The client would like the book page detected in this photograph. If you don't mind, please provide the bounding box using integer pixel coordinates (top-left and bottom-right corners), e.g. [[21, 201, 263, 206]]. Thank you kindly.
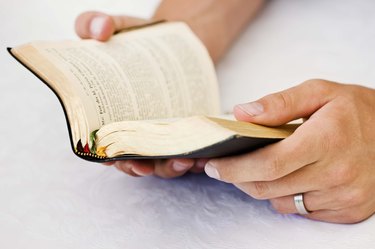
[[95, 116, 235, 157], [94, 116, 298, 158], [12, 22, 220, 147]]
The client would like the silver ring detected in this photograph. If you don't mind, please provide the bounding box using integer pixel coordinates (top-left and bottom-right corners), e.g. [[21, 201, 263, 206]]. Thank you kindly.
[[294, 193, 310, 215]]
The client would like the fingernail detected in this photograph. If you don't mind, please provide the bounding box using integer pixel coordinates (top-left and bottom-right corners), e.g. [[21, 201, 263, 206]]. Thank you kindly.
[[131, 166, 152, 176], [204, 163, 220, 179], [90, 16, 106, 38], [116, 162, 131, 173], [122, 161, 133, 171], [172, 161, 191, 172], [238, 102, 264, 116]]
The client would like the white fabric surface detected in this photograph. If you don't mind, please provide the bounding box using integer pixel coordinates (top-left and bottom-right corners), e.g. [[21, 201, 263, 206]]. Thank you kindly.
[[1, 0, 375, 248]]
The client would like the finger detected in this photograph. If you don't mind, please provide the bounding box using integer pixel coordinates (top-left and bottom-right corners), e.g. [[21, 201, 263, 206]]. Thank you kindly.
[[268, 192, 328, 214], [75, 11, 147, 41], [232, 157, 354, 199], [233, 162, 322, 200], [115, 160, 154, 176], [304, 206, 372, 224], [205, 119, 326, 183], [111, 14, 148, 32], [75, 11, 115, 41], [114, 161, 141, 177], [233, 79, 339, 126], [270, 197, 363, 223], [269, 182, 370, 215], [189, 159, 208, 174], [154, 158, 195, 178], [103, 161, 115, 166], [129, 160, 155, 176]]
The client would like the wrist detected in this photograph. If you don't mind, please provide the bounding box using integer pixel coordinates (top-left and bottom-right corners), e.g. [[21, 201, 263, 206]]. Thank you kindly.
[[152, 0, 265, 63], [151, 0, 219, 61]]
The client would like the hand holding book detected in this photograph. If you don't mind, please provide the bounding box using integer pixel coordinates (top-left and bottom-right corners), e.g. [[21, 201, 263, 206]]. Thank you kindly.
[[74, 12, 214, 177], [11, 2, 375, 224], [72, 10, 375, 223], [13, 12, 289, 177], [72, 2, 266, 178], [207, 80, 375, 223]]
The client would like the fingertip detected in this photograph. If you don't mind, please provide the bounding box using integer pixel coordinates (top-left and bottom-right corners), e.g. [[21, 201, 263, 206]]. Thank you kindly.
[[75, 11, 115, 41], [204, 160, 221, 180], [171, 158, 194, 172], [131, 161, 155, 176], [75, 11, 96, 39], [114, 161, 139, 177], [233, 104, 253, 122], [153, 159, 193, 178], [233, 102, 264, 121], [89, 15, 115, 41]]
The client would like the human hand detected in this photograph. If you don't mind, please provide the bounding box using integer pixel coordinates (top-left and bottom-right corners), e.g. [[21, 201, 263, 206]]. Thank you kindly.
[[204, 79, 375, 223], [74, 0, 265, 178], [75, 11, 148, 41], [75, 11, 208, 178], [75, 0, 264, 61]]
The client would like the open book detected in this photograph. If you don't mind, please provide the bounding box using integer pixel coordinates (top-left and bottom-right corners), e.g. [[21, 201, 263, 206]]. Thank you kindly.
[[8, 21, 297, 162]]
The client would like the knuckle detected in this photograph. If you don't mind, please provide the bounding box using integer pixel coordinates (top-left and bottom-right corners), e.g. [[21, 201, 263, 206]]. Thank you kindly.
[[353, 189, 368, 206], [271, 91, 293, 111], [328, 164, 356, 187], [339, 91, 356, 104], [216, 157, 249, 183], [322, 118, 345, 149], [302, 79, 340, 101], [247, 182, 271, 199], [322, 129, 336, 154], [339, 188, 367, 207], [302, 79, 334, 91], [264, 156, 284, 181]]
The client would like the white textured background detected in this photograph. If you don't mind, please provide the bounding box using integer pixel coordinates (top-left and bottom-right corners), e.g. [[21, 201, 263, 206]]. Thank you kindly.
[[1, 0, 375, 248]]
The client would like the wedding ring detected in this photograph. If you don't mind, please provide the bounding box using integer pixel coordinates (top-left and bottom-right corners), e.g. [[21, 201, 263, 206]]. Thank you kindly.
[[294, 193, 311, 215]]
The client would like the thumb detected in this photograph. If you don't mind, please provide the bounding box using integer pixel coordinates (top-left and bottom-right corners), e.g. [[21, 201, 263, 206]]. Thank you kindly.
[[75, 11, 148, 41], [233, 79, 339, 126]]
